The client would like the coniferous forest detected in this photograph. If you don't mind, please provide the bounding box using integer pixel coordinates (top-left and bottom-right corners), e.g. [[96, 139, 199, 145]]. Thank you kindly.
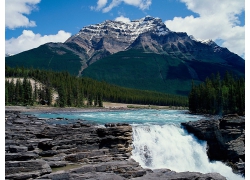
[[5, 66, 245, 115], [5, 66, 188, 107], [188, 72, 245, 115]]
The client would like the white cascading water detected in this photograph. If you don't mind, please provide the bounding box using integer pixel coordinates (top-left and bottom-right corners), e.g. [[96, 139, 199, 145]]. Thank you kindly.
[[131, 124, 244, 180]]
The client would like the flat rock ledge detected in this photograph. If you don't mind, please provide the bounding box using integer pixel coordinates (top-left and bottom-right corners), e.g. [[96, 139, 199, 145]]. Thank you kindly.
[[181, 114, 245, 176], [5, 110, 226, 180]]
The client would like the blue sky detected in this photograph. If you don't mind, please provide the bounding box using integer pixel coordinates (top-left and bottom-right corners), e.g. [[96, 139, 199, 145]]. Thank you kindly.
[[4, 0, 246, 58]]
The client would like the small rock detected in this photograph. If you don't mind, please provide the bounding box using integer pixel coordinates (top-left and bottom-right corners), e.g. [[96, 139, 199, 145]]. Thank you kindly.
[[9, 145, 28, 153]]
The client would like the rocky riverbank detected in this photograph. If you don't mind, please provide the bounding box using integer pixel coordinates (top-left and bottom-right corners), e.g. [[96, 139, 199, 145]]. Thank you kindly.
[[5, 110, 228, 180], [181, 114, 245, 176]]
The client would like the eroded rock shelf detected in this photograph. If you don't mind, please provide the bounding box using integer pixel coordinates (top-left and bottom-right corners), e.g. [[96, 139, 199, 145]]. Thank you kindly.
[[5, 110, 228, 180]]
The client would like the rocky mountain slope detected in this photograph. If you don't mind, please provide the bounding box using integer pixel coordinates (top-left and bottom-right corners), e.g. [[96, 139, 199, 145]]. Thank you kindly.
[[5, 16, 245, 95]]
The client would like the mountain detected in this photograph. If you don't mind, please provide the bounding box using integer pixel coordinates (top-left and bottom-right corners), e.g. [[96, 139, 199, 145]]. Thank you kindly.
[[5, 16, 245, 95]]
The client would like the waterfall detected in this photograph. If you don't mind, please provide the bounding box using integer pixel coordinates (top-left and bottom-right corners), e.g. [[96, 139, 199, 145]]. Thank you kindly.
[[131, 124, 244, 180]]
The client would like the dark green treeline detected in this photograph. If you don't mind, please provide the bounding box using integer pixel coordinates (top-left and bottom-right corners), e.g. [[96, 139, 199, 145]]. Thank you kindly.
[[5, 77, 34, 106], [5, 66, 188, 107], [189, 72, 245, 115]]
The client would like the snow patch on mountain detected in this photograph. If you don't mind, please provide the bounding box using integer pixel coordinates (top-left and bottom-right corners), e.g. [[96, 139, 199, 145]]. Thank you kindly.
[[189, 35, 223, 53], [200, 39, 214, 46], [76, 16, 170, 42]]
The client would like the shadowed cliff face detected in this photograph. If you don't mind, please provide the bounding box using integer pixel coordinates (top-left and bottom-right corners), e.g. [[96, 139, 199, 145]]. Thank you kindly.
[[181, 114, 245, 176]]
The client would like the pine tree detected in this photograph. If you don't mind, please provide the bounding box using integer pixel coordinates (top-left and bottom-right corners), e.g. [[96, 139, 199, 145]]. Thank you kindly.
[[5, 82, 9, 105], [33, 80, 38, 104], [24, 79, 33, 105], [94, 96, 98, 106], [15, 78, 23, 104], [57, 85, 67, 107], [87, 95, 93, 106], [8, 79, 15, 104], [98, 94, 103, 107], [45, 87, 53, 105]]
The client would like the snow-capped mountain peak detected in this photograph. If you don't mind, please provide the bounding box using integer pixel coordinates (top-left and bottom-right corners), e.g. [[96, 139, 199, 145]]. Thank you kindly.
[[65, 16, 171, 56], [65, 17, 228, 61], [73, 16, 170, 42]]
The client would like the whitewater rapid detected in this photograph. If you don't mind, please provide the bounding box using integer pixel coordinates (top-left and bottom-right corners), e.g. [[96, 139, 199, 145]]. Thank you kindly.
[[131, 124, 244, 180]]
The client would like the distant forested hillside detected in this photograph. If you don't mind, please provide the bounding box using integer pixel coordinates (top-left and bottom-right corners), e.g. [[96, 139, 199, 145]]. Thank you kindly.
[[79, 49, 245, 96], [5, 66, 188, 107]]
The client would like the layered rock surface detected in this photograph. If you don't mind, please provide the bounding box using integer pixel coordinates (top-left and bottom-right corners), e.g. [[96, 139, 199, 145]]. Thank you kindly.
[[181, 114, 245, 176], [5, 110, 227, 179]]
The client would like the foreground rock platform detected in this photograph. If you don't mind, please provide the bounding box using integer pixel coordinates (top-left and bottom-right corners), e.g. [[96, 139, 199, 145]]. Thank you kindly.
[[181, 114, 245, 176], [5, 110, 227, 180]]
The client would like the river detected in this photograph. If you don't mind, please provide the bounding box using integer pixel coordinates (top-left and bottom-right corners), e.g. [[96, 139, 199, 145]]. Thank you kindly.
[[28, 109, 244, 180]]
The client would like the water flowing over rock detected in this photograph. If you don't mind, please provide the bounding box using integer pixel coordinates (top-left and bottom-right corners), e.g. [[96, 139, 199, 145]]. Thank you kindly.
[[181, 114, 245, 176], [5, 110, 228, 179]]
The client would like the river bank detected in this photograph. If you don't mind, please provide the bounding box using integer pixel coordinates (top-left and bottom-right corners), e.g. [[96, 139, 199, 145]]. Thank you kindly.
[[5, 102, 187, 113]]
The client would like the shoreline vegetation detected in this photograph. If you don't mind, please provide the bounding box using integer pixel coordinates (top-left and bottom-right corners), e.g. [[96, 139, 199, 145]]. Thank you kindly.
[[5, 102, 188, 113]]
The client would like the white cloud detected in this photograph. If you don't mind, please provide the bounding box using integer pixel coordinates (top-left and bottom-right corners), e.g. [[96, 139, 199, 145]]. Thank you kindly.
[[91, 0, 108, 11], [165, 0, 245, 57], [124, 0, 152, 10], [102, 0, 121, 13], [115, 15, 131, 23], [5, 0, 41, 29], [92, 0, 151, 12], [96, 0, 108, 10], [5, 30, 72, 55]]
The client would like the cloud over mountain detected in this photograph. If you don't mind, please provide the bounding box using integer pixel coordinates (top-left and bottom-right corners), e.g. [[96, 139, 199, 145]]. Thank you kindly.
[[5, 0, 72, 55], [165, 0, 245, 58], [115, 15, 131, 23], [5, 30, 71, 55]]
